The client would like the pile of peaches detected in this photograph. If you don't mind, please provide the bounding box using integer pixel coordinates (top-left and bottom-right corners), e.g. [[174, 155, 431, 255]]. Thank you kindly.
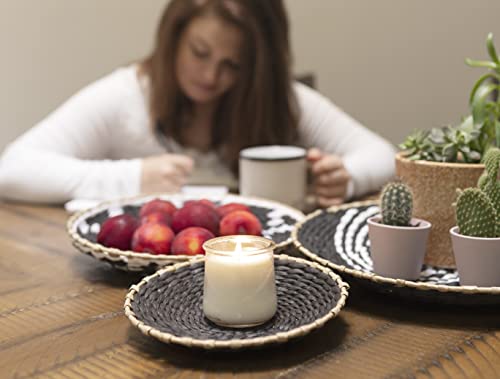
[[96, 198, 263, 255]]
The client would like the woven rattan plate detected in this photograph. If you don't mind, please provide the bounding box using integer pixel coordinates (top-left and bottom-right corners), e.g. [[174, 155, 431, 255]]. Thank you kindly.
[[292, 200, 500, 306], [124, 254, 349, 350], [67, 193, 304, 272]]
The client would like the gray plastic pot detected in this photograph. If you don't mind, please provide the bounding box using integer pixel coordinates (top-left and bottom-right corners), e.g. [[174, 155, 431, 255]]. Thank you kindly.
[[450, 226, 500, 287], [367, 217, 431, 280]]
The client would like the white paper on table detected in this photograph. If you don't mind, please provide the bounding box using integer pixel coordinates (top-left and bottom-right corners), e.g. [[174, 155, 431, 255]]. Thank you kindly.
[[181, 185, 229, 197], [64, 199, 101, 213]]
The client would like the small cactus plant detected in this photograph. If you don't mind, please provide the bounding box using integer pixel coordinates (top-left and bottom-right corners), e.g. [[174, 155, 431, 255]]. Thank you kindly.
[[479, 147, 500, 215], [455, 147, 500, 237], [380, 182, 413, 226]]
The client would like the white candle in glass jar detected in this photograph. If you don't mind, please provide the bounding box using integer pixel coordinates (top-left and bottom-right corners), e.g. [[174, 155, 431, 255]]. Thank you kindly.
[[202, 235, 277, 328]]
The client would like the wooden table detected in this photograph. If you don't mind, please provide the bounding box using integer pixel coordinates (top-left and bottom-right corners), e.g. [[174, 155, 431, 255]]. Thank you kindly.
[[0, 201, 499, 379]]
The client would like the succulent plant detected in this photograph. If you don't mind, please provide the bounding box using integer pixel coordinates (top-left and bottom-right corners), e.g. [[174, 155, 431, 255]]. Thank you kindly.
[[455, 188, 498, 238], [400, 33, 500, 163], [466, 33, 500, 151], [455, 147, 500, 237], [480, 146, 500, 182], [380, 182, 413, 226]]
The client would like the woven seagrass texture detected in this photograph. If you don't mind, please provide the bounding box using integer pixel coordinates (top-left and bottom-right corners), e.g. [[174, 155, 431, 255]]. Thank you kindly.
[[124, 255, 348, 349], [296, 207, 352, 267], [292, 201, 500, 306]]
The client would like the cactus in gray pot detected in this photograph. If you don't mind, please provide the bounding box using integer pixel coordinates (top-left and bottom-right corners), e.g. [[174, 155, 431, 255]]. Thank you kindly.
[[456, 147, 500, 237], [380, 182, 413, 226]]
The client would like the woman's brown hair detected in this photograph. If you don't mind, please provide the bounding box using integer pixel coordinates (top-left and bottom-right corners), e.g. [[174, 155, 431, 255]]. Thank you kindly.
[[140, 0, 299, 173]]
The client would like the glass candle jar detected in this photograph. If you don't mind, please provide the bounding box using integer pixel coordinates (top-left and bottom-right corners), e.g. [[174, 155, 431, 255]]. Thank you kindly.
[[202, 235, 277, 328]]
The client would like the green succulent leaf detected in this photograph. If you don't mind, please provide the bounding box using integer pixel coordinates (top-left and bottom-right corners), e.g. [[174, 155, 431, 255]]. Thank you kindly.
[[428, 128, 445, 145], [486, 32, 500, 65], [468, 73, 498, 105], [460, 115, 474, 129], [471, 83, 498, 124], [442, 143, 457, 161], [460, 145, 471, 154], [467, 150, 481, 162], [465, 58, 497, 70]]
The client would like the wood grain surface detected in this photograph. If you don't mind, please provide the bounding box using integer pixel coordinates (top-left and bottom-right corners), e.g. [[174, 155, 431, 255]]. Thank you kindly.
[[0, 201, 498, 379]]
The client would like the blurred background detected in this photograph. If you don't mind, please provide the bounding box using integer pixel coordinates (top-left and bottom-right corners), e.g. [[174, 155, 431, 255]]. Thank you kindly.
[[1, 0, 500, 151]]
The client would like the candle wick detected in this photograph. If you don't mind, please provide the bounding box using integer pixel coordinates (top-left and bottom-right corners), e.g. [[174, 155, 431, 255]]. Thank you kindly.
[[235, 241, 243, 254]]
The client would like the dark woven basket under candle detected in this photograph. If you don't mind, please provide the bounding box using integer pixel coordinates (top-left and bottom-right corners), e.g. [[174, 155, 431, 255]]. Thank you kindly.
[[292, 200, 500, 306], [124, 254, 349, 350]]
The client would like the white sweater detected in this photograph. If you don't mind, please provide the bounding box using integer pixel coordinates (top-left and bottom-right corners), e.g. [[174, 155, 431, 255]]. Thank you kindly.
[[0, 65, 395, 203]]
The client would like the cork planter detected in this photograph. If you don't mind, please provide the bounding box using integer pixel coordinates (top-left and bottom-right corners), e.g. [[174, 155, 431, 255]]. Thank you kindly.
[[395, 152, 484, 268], [368, 216, 431, 280], [450, 226, 500, 287]]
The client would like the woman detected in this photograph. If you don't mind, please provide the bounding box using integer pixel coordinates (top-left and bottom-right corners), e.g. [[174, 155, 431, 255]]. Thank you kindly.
[[0, 0, 395, 207]]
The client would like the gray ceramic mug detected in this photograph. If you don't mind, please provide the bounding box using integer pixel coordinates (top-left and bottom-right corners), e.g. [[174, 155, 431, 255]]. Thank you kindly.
[[239, 145, 307, 209]]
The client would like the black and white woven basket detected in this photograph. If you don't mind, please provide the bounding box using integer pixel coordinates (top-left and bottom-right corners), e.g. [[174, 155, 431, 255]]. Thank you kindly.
[[67, 193, 304, 272], [293, 200, 500, 306]]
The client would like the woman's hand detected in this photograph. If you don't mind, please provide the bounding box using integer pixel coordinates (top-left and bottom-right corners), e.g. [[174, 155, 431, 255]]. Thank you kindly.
[[140, 154, 194, 194], [307, 148, 351, 207]]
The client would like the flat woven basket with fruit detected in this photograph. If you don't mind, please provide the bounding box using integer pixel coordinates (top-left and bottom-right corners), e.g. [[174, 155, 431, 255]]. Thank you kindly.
[[67, 193, 304, 272]]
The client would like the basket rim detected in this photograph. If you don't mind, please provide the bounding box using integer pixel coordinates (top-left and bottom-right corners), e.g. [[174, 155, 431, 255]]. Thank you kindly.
[[67, 192, 305, 265], [396, 151, 486, 169], [291, 200, 500, 295], [123, 254, 349, 350]]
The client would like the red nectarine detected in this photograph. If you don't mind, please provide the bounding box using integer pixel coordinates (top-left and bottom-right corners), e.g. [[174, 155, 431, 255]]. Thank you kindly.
[[184, 199, 217, 209], [171, 226, 215, 255], [139, 199, 177, 218], [97, 214, 139, 250], [131, 223, 175, 255], [140, 211, 172, 226], [171, 203, 220, 235], [219, 210, 262, 236], [216, 202, 251, 218]]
